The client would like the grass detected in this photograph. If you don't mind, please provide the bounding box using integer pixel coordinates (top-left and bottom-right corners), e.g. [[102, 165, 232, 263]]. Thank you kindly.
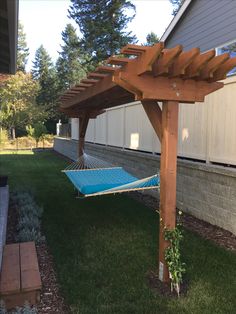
[[0, 150, 34, 155], [1, 150, 236, 314]]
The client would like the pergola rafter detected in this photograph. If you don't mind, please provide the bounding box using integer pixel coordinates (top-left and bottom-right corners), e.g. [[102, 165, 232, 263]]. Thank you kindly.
[[58, 43, 236, 283]]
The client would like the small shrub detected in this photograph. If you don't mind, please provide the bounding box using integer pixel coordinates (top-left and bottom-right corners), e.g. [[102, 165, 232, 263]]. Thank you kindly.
[[16, 228, 45, 244], [0, 300, 6, 314], [18, 215, 40, 231], [13, 302, 37, 314], [0, 129, 8, 148], [11, 190, 44, 244], [164, 224, 186, 296], [19, 204, 43, 219]]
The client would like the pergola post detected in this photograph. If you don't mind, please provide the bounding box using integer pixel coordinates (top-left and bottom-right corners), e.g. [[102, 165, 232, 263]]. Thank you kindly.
[[158, 101, 179, 282], [78, 115, 89, 157]]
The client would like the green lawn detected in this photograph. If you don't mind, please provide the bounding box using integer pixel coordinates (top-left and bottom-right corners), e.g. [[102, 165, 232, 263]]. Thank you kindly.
[[1, 151, 236, 314]]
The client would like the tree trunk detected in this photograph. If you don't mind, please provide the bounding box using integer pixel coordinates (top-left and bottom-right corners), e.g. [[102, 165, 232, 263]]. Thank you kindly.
[[11, 127, 16, 140]]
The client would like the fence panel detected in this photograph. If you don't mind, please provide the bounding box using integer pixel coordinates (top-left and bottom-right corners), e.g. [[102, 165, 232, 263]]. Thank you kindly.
[[85, 120, 95, 142], [208, 77, 236, 165], [178, 102, 208, 160], [71, 118, 79, 140], [71, 76, 236, 165], [94, 113, 107, 144], [107, 107, 124, 147], [124, 103, 154, 152]]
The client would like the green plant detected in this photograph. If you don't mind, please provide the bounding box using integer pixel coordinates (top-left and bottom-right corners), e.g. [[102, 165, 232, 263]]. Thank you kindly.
[[18, 215, 40, 231], [26, 125, 34, 138], [164, 223, 186, 296], [13, 302, 37, 313], [32, 123, 47, 148], [19, 204, 43, 218], [12, 190, 44, 244], [0, 129, 8, 147], [0, 300, 6, 314], [16, 227, 45, 244]]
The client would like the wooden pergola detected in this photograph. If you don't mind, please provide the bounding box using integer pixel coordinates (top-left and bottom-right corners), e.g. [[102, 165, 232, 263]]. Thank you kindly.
[[59, 43, 236, 282]]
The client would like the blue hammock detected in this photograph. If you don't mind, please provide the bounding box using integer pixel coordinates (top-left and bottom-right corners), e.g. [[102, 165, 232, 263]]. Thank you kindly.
[[64, 167, 159, 197]]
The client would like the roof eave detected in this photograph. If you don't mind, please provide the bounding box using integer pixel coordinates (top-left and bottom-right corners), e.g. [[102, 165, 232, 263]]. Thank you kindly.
[[7, 0, 19, 74], [160, 0, 192, 42]]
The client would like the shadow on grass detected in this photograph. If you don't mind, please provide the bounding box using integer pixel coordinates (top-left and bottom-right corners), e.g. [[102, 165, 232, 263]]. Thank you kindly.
[[1, 151, 236, 314]]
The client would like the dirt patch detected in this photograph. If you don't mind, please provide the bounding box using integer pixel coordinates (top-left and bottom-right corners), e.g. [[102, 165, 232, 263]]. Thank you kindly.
[[146, 271, 188, 298], [130, 191, 236, 251]]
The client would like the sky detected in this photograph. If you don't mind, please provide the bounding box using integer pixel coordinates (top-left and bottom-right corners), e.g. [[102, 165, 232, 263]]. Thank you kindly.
[[19, 0, 173, 71]]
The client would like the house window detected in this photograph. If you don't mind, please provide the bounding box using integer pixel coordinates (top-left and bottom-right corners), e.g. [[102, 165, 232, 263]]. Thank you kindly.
[[217, 41, 236, 76]]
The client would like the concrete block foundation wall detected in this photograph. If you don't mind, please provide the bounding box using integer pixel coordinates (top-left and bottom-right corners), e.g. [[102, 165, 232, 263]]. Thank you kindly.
[[54, 137, 236, 235]]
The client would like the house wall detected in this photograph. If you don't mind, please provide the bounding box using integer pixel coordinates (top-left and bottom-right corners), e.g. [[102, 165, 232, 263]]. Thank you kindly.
[[54, 138, 236, 235], [0, 186, 9, 270], [165, 0, 236, 50]]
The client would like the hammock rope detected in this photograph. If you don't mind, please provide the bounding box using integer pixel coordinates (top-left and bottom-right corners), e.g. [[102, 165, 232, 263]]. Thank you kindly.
[[62, 153, 160, 197]]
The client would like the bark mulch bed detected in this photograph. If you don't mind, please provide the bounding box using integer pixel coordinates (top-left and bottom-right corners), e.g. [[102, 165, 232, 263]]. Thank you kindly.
[[130, 191, 236, 251], [6, 198, 69, 313]]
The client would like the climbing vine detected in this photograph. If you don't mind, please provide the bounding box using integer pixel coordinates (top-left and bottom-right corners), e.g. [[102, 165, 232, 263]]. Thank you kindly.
[[164, 219, 186, 296]]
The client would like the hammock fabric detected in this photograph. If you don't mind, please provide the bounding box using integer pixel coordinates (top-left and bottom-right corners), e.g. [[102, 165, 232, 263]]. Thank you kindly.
[[63, 154, 160, 197]]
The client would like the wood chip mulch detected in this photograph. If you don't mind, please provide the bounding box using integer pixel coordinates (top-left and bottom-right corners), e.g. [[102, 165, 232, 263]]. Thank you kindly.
[[6, 198, 70, 313], [130, 191, 236, 251]]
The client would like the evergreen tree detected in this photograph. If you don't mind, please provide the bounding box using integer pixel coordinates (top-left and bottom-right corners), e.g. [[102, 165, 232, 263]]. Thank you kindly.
[[145, 32, 159, 46], [169, 0, 184, 16], [17, 22, 30, 72], [32, 45, 59, 133], [69, 0, 137, 67], [56, 24, 86, 92]]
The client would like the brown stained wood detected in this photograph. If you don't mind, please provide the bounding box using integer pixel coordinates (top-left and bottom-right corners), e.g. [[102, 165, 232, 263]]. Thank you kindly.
[[141, 100, 162, 141], [138, 42, 164, 75], [62, 109, 105, 119], [170, 47, 200, 77], [65, 91, 80, 95], [200, 53, 230, 80], [20, 242, 41, 292], [60, 44, 231, 110], [114, 73, 223, 103], [210, 57, 236, 81], [87, 72, 108, 79], [107, 57, 131, 65], [72, 87, 86, 91], [76, 83, 93, 88], [115, 76, 143, 100], [2, 291, 40, 310], [153, 45, 182, 76], [61, 74, 117, 109], [185, 49, 215, 78], [0, 244, 20, 295], [79, 114, 90, 156], [159, 101, 179, 283], [121, 48, 143, 56], [96, 66, 119, 73], [121, 44, 147, 52], [80, 79, 99, 84]]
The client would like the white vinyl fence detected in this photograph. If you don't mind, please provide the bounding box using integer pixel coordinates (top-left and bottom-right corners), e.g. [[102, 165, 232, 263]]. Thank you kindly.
[[71, 76, 236, 165]]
